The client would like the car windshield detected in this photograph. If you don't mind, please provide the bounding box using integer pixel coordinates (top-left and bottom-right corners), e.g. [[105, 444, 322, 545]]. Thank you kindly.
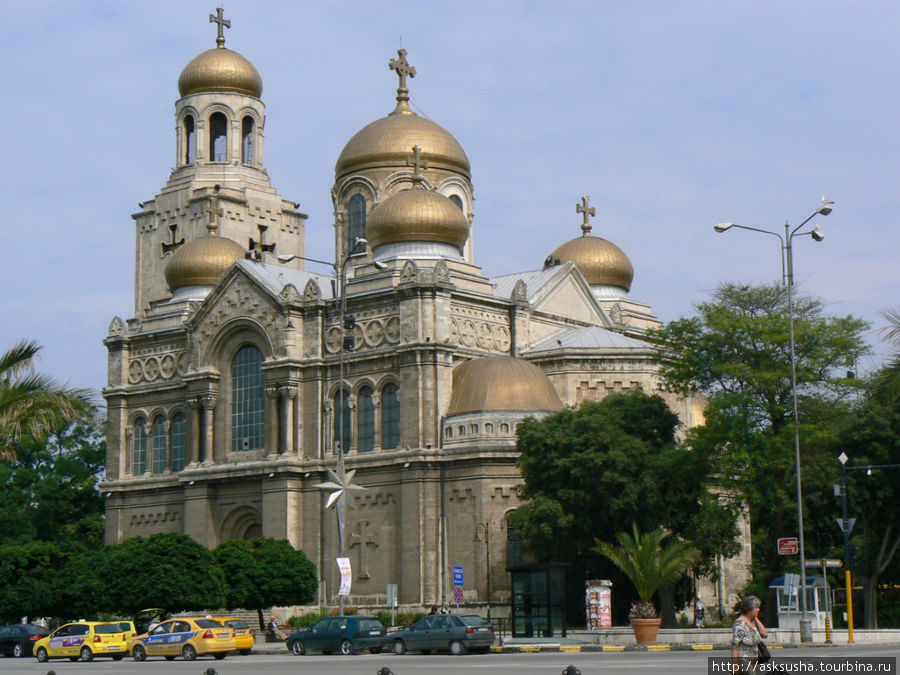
[[460, 615, 490, 626], [94, 624, 123, 634], [196, 619, 221, 629], [358, 619, 383, 631], [225, 619, 249, 629]]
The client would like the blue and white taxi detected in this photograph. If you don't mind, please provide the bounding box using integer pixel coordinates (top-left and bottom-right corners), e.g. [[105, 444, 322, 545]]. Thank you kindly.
[[131, 617, 236, 661], [34, 622, 131, 662]]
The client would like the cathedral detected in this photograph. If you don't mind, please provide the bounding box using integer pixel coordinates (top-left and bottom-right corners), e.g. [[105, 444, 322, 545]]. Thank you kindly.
[[101, 10, 749, 619]]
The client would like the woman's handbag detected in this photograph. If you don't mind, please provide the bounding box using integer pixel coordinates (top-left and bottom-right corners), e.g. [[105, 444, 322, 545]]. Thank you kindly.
[[757, 640, 771, 664]]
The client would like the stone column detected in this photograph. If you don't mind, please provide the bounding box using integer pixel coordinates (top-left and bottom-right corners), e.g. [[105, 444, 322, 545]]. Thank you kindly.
[[265, 385, 280, 455], [279, 384, 298, 455], [201, 394, 217, 464], [124, 428, 133, 476], [372, 392, 382, 451], [187, 396, 201, 466], [323, 400, 334, 459]]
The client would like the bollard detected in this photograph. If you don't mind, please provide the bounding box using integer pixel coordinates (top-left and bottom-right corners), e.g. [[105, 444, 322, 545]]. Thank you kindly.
[[203, 668, 217, 675], [376, 668, 394, 675], [824, 615, 832, 644], [562, 666, 581, 675]]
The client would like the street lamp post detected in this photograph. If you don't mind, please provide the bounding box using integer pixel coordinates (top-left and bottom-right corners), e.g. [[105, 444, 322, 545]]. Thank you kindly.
[[714, 198, 832, 643], [474, 522, 492, 619], [277, 238, 369, 616]]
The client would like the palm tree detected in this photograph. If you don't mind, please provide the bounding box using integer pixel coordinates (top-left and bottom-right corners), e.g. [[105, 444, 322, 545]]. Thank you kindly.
[[593, 522, 700, 619], [875, 308, 900, 399], [0, 340, 93, 459]]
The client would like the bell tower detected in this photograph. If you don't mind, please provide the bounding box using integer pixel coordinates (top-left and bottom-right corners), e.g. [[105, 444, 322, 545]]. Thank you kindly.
[[131, 8, 306, 315]]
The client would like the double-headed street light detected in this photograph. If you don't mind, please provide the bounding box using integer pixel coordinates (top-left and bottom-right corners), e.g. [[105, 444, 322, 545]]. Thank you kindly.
[[714, 197, 832, 643]]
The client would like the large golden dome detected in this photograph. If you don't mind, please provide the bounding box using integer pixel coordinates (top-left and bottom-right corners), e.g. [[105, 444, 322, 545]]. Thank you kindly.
[[367, 189, 469, 250], [165, 234, 246, 290], [178, 46, 263, 98], [550, 233, 634, 290], [335, 49, 469, 180], [446, 356, 564, 416]]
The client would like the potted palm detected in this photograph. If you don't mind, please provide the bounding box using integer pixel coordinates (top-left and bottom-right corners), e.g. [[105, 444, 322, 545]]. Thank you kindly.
[[593, 523, 699, 645]]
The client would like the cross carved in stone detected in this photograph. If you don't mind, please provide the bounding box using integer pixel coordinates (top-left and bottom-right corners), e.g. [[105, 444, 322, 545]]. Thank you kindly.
[[209, 7, 230, 47], [161, 224, 185, 255], [576, 195, 595, 234], [204, 195, 224, 234], [349, 519, 378, 579], [248, 224, 275, 259], [389, 49, 416, 91], [406, 144, 429, 184]]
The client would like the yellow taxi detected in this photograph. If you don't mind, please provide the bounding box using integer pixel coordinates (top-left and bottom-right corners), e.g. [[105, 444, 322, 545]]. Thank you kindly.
[[212, 616, 255, 654], [34, 621, 132, 662], [131, 617, 236, 661]]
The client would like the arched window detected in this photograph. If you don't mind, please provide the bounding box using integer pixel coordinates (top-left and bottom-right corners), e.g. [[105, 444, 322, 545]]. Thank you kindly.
[[506, 511, 523, 567], [170, 412, 186, 472], [184, 115, 195, 164], [231, 345, 265, 452], [449, 194, 464, 211], [151, 415, 167, 474], [209, 112, 228, 162], [333, 389, 351, 454], [358, 387, 374, 452], [133, 419, 147, 475], [381, 383, 399, 449], [241, 116, 254, 164], [348, 194, 366, 248]]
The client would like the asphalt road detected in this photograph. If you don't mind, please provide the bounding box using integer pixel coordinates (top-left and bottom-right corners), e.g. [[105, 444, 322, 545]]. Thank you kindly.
[[3, 645, 896, 675]]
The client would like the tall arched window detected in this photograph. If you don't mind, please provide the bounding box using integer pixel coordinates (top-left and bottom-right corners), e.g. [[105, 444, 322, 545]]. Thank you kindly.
[[348, 194, 366, 248], [506, 511, 523, 567], [209, 112, 228, 162], [184, 115, 195, 164], [151, 415, 167, 474], [381, 383, 400, 449], [358, 387, 374, 452], [241, 116, 254, 164], [333, 389, 351, 454], [133, 419, 147, 475], [231, 345, 265, 452], [170, 412, 186, 471]]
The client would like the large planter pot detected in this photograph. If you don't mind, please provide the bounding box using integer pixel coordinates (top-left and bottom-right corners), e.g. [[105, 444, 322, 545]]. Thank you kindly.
[[631, 617, 662, 645]]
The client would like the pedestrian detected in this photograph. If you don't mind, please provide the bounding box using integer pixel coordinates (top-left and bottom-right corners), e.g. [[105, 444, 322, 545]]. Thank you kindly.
[[731, 595, 767, 672], [693, 596, 705, 628], [440, 604, 450, 615], [266, 615, 278, 641], [429, 605, 437, 615]]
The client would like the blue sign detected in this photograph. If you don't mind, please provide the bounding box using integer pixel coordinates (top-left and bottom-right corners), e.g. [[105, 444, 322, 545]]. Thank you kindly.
[[453, 565, 464, 586]]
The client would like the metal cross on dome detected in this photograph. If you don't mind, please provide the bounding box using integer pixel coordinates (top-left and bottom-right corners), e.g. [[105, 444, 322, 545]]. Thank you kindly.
[[576, 195, 595, 235], [389, 49, 416, 90], [210, 7, 230, 47]]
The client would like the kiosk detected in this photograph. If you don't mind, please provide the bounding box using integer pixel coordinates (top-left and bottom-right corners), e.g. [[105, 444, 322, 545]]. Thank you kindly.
[[769, 574, 831, 629]]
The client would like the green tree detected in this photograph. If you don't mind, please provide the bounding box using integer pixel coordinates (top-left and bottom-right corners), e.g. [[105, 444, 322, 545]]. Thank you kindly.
[[214, 537, 317, 631], [0, 341, 93, 460], [513, 390, 739, 624], [648, 282, 869, 592], [0, 541, 62, 623], [106, 533, 225, 615], [0, 416, 106, 546], [593, 523, 700, 618]]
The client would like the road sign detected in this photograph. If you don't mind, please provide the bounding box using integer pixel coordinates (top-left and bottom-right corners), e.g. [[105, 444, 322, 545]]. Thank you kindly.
[[453, 565, 464, 586], [777, 537, 799, 555], [387, 583, 398, 607], [836, 518, 856, 534], [453, 586, 464, 604], [805, 559, 843, 568]]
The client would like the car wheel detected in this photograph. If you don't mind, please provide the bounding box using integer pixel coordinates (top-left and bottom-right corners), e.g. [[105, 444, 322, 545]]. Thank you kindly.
[[449, 640, 466, 656], [393, 639, 407, 655], [213, 652, 226, 660], [79, 646, 94, 662], [132, 645, 147, 662], [290, 640, 305, 656], [36, 647, 48, 663], [339, 638, 354, 655], [182, 644, 197, 661], [13, 643, 24, 658]]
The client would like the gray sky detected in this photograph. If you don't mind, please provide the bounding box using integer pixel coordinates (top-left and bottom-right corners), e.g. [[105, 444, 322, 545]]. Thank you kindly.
[[2, 0, 897, 395]]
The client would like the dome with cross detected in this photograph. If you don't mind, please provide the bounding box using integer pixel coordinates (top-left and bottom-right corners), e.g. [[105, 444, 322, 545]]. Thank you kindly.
[[546, 197, 634, 292], [335, 50, 470, 180], [178, 8, 263, 98]]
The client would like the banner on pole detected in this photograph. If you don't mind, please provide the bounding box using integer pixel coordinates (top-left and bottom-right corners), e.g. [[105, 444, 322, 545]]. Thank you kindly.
[[337, 557, 352, 596]]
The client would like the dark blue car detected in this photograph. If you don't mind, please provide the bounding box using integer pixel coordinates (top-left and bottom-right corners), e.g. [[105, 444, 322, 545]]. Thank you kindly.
[[286, 616, 386, 656]]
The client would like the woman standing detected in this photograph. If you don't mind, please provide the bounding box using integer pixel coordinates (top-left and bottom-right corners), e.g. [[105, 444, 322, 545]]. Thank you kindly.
[[731, 595, 768, 672]]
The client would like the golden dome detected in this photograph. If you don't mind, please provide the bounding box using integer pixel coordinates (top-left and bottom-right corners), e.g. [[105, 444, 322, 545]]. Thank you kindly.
[[335, 49, 469, 179], [165, 234, 246, 290], [367, 189, 469, 249], [550, 233, 634, 290], [178, 47, 263, 98], [446, 356, 564, 416]]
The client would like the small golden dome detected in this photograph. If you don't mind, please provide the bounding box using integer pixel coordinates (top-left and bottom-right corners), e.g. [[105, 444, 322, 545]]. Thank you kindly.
[[446, 356, 564, 416], [367, 189, 469, 250], [165, 234, 246, 290], [550, 233, 634, 290], [178, 47, 263, 98]]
